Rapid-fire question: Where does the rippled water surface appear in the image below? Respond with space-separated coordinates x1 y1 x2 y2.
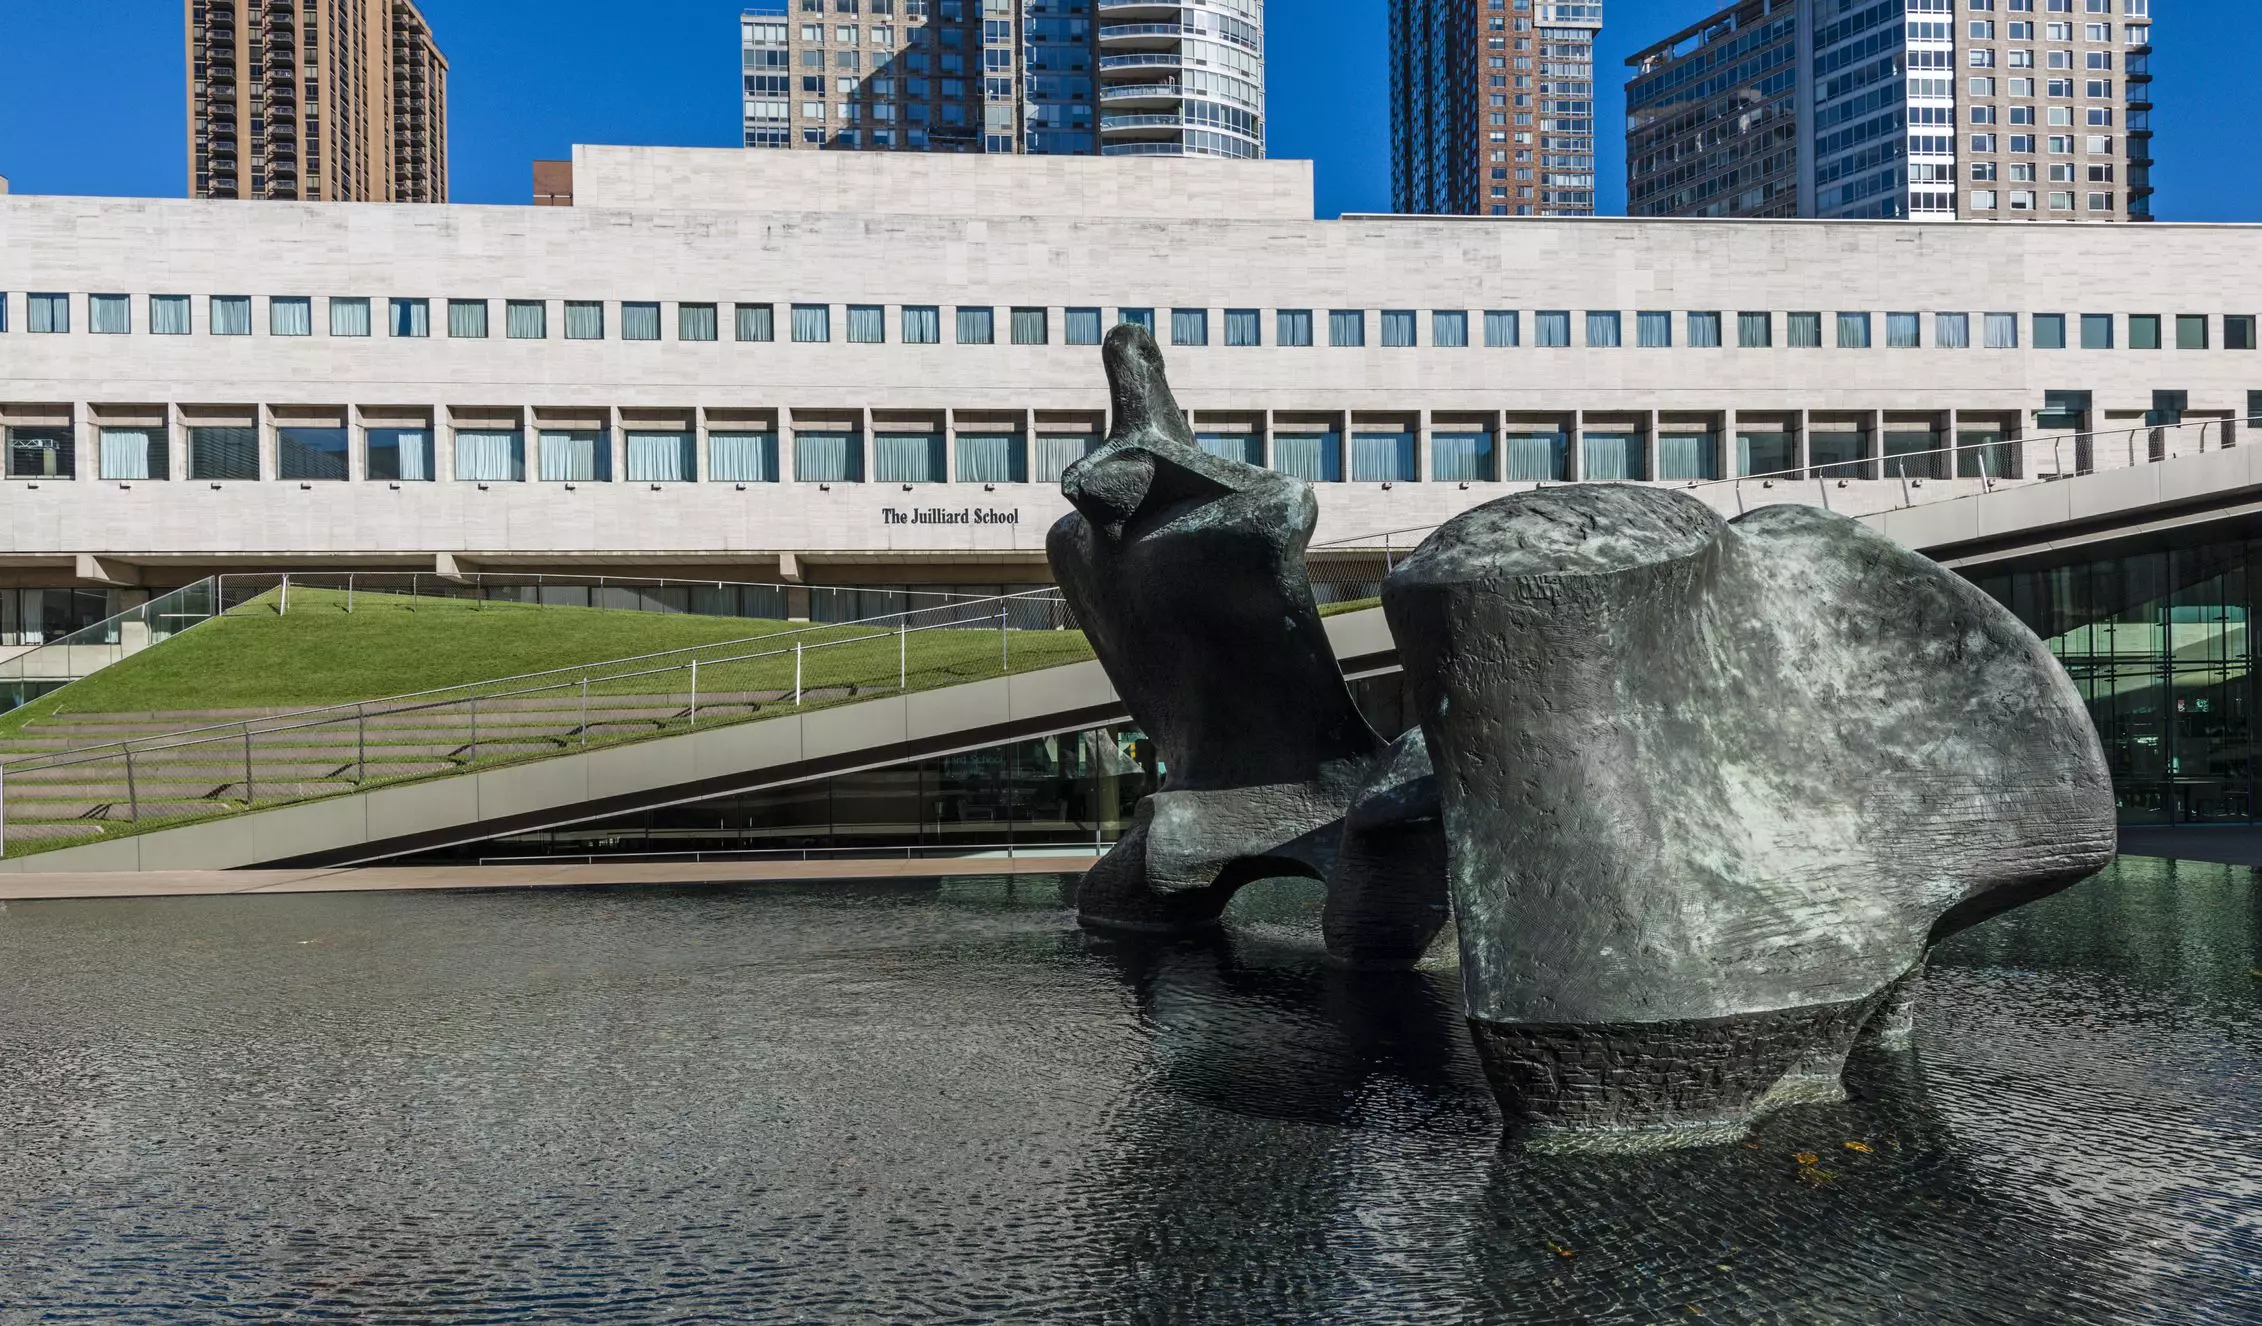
1 858 2258 1324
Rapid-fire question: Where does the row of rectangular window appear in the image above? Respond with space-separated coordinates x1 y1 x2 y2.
1 423 2075 486
3 295 2251 351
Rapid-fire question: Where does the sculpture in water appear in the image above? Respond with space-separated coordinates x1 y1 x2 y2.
1381 485 2117 1148
1055 331 2116 1148
1048 326 1447 968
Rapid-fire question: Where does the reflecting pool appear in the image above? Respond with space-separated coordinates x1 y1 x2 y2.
0 858 2257 1324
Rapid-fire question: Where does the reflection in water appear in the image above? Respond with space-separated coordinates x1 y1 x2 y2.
0 860 2254 1323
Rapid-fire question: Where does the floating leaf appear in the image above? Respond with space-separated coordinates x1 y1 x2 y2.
1545 1240 1577 1259
1843 1141 1874 1153
1792 1152 1820 1165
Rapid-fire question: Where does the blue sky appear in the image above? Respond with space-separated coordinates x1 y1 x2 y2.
1 0 2252 220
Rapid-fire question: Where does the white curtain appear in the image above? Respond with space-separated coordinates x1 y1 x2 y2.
1201 432 1266 468
1638 311 1672 347
1033 434 1097 483
1737 311 1770 347
1688 312 1722 347
625 432 694 482
903 306 940 343
1484 310 1519 347
211 296 251 336
956 434 1024 483
1586 311 1621 347
455 430 524 482
100 428 155 480
1888 312 1921 348
1432 311 1467 348
1583 434 1642 481
1269 433 1337 481
1985 312 2019 349
565 301 605 340
1011 308 1047 345
622 303 661 342
1277 309 1312 346
848 305 886 343
371 428 433 481
1064 309 1101 345
1225 310 1261 346
1431 432 1493 481
507 301 546 339
678 304 718 342
90 294 131 334
329 297 370 337
390 299 429 338
449 300 488 338
1535 311 1570 347
709 432 778 482
1381 311 1416 347
1350 432 1414 482
874 433 944 483
1657 434 1717 481
957 307 994 344
792 304 830 343
539 430 607 481
1328 310 1364 346
1171 308 1208 346
152 295 192 335
735 303 774 342
1788 313 1822 348
270 297 312 337
1503 433 1566 481
1837 313 1871 348
795 431 859 482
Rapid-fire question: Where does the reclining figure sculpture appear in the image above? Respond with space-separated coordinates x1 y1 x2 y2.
1381 485 2117 1148
1049 326 1448 967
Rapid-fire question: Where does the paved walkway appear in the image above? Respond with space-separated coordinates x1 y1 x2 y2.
0 856 1100 902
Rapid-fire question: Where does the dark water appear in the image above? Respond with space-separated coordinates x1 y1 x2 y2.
0 859 2257 1325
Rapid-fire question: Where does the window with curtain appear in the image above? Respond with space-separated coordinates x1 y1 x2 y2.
1787 312 1822 348
2129 314 2161 349
1431 432 1495 481
1587 311 1621 348
848 305 886 343
957 307 995 344
1688 312 1722 348
1225 309 1260 346
507 300 547 339
1837 313 1873 348
1431 310 1468 348
792 304 831 342
1378 310 1414 347
902 305 940 344
329 297 370 337
1171 308 1208 346
1117 307 1154 332
1269 432 1339 481
99 428 166 480
188 426 258 480
448 300 489 339
279 427 348 480
1329 310 1365 347
874 433 945 483
1192 432 1259 467
1736 431 1796 477
1985 311 2020 348
1503 432 1567 481
1064 308 1102 345
1937 312 1971 349
211 296 252 336
1535 310 1570 347
1278 309 1314 347
955 433 1026 483
2080 313 2114 349
2230 316 2258 351
0 294 8 333
708 432 780 482
28 293 68 333
1657 433 1718 481
2034 313 2066 349
736 303 775 342
625 431 696 482
1351 431 1415 482
152 295 192 336
7 429 73 478
454 430 524 482
1738 311 1771 348
1583 433 1644 481
389 298 429 338
258 296 308 337
1484 310 1519 348
1637 311 1671 348
622 303 661 342
1033 434 1099 483
90 294 131 335
1883 312 1919 349
539 430 611 481
2174 315 2208 350
678 303 718 342
794 430 862 482
366 428 434 481
1011 307 1047 345
565 301 606 340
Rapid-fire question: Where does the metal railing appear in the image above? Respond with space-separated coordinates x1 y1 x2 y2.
475 835 1114 867
0 585 1086 845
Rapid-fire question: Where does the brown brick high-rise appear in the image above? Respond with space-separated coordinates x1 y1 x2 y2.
187 0 448 202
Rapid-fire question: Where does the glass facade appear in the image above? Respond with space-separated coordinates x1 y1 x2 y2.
1971 534 2262 825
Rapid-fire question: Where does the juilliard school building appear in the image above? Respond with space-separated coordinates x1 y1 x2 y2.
4 146 2262 822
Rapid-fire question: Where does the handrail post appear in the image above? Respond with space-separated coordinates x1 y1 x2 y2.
900 617 908 691
279 572 289 617
346 573 354 614
469 694 479 763
689 658 699 729
410 572 418 611
1000 605 1009 674
579 676 589 746
242 724 254 805
356 704 367 784
795 642 803 706
124 746 138 824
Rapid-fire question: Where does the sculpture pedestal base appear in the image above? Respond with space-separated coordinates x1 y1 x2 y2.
1468 998 1882 1153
